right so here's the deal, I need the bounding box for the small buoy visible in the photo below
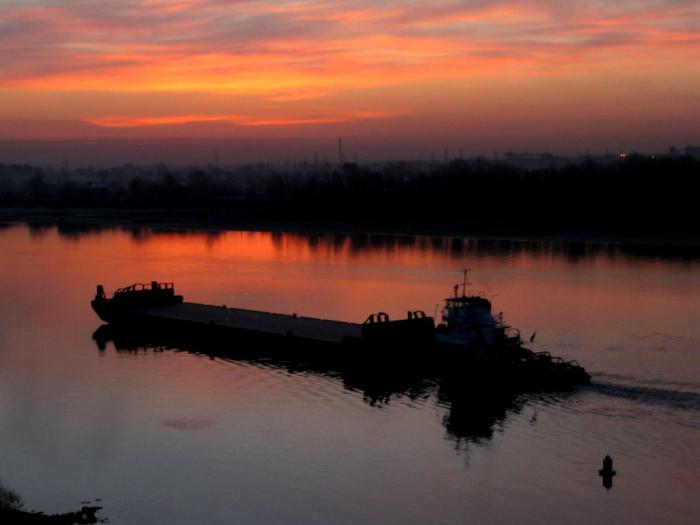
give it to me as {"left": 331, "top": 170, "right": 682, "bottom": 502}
{"left": 599, "top": 454, "right": 616, "bottom": 477}
{"left": 599, "top": 455, "right": 616, "bottom": 490}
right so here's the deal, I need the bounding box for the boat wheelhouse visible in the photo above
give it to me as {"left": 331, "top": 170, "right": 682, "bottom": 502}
{"left": 435, "top": 271, "right": 521, "bottom": 350}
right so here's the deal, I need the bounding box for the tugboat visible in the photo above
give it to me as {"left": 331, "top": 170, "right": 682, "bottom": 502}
{"left": 434, "top": 270, "right": 590, "bottom": 386}
{"left": 436, "top": 270, "right": 521, "bottom": 358}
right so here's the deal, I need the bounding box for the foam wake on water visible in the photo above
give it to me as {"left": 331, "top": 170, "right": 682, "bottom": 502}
{"left": 587, "top": 372, "right": 700, "bottom": 412}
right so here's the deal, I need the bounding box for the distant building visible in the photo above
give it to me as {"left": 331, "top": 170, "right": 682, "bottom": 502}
{"left": 669, "top": 144, "right": 700, "bottom": 159}
{"left": 501, "top": 152, "right": 564, "bottom": 170}
{"left": 682, "top": 145, "right": 700, "bottom": 158}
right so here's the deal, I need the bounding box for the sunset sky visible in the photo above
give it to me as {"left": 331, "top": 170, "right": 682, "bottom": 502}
{"left": 1, "top": 0, "right": 699, "bottom": 160}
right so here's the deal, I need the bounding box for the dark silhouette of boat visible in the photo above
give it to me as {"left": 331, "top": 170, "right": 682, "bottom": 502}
{"left": 91, "top": 274, "right": 590, "bottom": 388}
{"left": 430, "top": 272, "right": 589, "bottom": 385}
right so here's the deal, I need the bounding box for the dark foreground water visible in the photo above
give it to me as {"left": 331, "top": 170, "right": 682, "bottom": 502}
{"left": 0, "top": 223, "right": 699, "bottom": 524}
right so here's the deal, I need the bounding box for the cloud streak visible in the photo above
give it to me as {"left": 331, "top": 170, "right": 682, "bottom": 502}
{"left": 2, "top": 1, "right": 697, "bottom": 92}
{"left": 0, "top": 0, "right": 698, "bottom": 146}
{"left": 82, "top": 110, "right": 401, "bottom": 127}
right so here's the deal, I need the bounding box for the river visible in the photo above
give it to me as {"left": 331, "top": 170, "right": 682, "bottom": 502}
{"left": 0, "top": 223, "right": 698, "bottom": 524}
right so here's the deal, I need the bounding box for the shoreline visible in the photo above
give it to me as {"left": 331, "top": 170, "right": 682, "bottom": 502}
{"left": 2, "top": 207, "right": 700, "bottom": 247}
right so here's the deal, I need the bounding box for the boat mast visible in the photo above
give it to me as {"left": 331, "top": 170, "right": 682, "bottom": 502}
{"left": 462, "top": 268, "right": 471, "bottom": 297}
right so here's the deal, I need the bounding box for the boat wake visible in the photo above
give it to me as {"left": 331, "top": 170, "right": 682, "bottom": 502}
{"left": 587, "top": 373, "right": 700, "bottom": 412}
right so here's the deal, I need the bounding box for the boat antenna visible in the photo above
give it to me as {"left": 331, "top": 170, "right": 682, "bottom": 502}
{"left": 462, "top": 268, "right": 471, "bottom": 297}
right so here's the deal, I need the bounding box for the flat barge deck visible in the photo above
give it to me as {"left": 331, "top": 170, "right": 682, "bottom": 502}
{"left": 130, "top": 302, "right": 362, "bottom": 344}
{"left": 91, "top": 281, "right": 432, "bottom": 346}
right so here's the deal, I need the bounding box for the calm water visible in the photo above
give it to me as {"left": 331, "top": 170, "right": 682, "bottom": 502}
{"left": 1, "top": 223, "right": 699, "bottom": 524}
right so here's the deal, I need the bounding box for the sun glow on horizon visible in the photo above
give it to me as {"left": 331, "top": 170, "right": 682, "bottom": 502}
{"left": 0, "top": 0, "right": 698, "bottom": 153}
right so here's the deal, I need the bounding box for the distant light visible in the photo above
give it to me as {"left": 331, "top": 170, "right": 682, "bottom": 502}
{"left": 619, "top": 153, "right": 627, "bottom": 159}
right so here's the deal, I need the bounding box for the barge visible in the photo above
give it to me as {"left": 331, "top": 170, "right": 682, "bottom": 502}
{"left": 91, "top": 278, "right": 590, "bottom": 387}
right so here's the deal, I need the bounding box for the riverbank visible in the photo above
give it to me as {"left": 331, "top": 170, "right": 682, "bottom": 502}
{"left": 0, "top": 506, "right": 102, "bottom": 524}
{"left": 0, "top": 482, "right": 102, "bottom": 524}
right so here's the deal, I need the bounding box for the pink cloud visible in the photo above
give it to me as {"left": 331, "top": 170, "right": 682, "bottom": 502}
{"left": 83, "top": 110, "right": 403, "bottom": 128}
{"left": 83, "top": 114, "right": 243, "bottom": 128}
{"left": 1, "top": 0, "right": 697, "bottom": 93}
{"left": 0, "top": 0, "right": 697, "bottom": 145}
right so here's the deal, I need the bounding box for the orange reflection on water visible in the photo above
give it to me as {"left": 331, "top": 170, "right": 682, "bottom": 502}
{"left": 5, "top": 225, "right": 700, "bottom": 337}
{"left": 1, "top": 223, "right": 700, "bottom": 525}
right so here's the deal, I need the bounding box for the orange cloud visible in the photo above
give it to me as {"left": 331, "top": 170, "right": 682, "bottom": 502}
{"left": 3, "top": 0, "right": 698, "bottom": 97}
{"left": 83, "top": 114, "right": 242, "bottom": 128}
{"left": 82, "top": 110, "right": 402, "bottom": 128}
{"left": 0, "top": 0, "right": 698, "bottom": 148}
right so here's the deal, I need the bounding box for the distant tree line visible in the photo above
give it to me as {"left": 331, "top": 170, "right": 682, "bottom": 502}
{"left": 0, "top": 155, "right": 698, "bottom": 234}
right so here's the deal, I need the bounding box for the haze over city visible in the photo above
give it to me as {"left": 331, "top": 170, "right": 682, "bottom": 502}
{"left": 1, "top": 0, "right": 699, "bottom": 164}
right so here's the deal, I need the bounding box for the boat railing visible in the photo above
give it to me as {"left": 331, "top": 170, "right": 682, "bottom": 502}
{"left": 532, "top": 351, "right": 553, "bottom": 362}
{"left": 115, "top": 282, "right": 175, "bottom": 294}
{"left": 530, "top": 352, "right": 584, "bottom": 371}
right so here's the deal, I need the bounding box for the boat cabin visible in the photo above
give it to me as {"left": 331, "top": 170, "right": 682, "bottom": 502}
{"left": 436, "top": 273, "right": 519, "bottom": 348}
{"left": 94, "top": 281, "right": 183, "bottom": 309}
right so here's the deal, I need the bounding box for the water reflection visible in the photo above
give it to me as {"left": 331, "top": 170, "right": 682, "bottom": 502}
{"left": 5, "top": 221, "right": 700, "bottom": 263}
{"left": 92, "top": 324, "right": 548, "bottom": 448}
{"left": 1, "top": 221, "right": 699, "bottom": 524}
